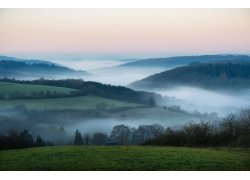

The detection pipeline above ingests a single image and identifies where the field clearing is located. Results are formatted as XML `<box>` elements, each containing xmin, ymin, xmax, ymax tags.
<box><xmin>0</xmin><ymin>146</ymin><xmax>249</xmax><ymax>171</ymax></box>
<box><xmin>0</xmin><ymin>95</ymin><xmax>142</xmax><ymax>110</ymax></box>
<box><xmin>0</xmin><ymin>81</ymin><xmax>16</xmax><ymax>86</ymax></box>
<box><xmin>0</xmin><ymin>81</ymin><xmax>74</xmax><ymax>97</ymax></box>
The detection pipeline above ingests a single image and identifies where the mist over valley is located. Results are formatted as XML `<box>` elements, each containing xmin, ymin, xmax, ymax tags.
<box><xmin>0</xmin><ymin>54</ymin><xmax>250</xmax><ymax>148</ymax></box>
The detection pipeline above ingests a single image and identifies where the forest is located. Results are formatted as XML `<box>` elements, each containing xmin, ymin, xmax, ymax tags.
<box><xmin>130</xmin><ymin>62</ymin><xmax>250</xmax><ymax>90</ymax></box>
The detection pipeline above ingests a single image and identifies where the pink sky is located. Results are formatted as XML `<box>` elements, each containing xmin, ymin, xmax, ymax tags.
<box><xmin>0</xmin><ymin>9</ymin><xmax>250</xmax><ymax>58</ymax></box>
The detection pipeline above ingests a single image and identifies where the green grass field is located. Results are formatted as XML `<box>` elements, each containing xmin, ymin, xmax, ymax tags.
<box><xmin>0</xmin><ymin>81</ymin><xmax>16</xmax><ymax>87</ymax></box>
<box><xmin>0</xmin><ymin>81</ymin><xmax>74</xmax><ymax>97</ymax></box>
<box><xmin>0</xmin><ymin>146</ymin><xmax>249</xmax><ymax>171</ymax></box>
<box><xmin>0</xmin><ymin>95</ymin><xmax>141</xmax><ymax>110</ymax></box>
<box><xmin>0</xmin><ymin>81</ymin><xmax>142</xmax><ymax>110</ymax></box>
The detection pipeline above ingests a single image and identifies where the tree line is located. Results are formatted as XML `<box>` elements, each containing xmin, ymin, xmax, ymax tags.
<box><xmin>0</xmin><ymin>90</ymin><xmax>82</xmax><ymax>100</ymax></box>
<box><xmin>0</xmin><ymin>129</ymin><xmax>53</xmax><ymax>150</ymax></box>
<box><xmin>2</xmin><ymin>107</ymin><xmax>248</xmax><ymax>150</ymax></box>
<box><xmin>73</xmin><ymin>123</ymin><xmax>165</xmax><ymax>146</ymax></box>
<box><xmin>142</xmin><ymin>108</ymin><xmax>250</xmax><ymax>148</ymax></box>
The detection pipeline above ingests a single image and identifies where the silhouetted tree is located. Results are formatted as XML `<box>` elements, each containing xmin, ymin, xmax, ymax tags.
<box><xmin>20</xmin><ymin>129</ymin><xmax>34</xmax><ymax>145</ymax></box>
<box><xmin>110</xmin><ymin>125</ymin><xmax>131</xmax><ymax>145</ymax></box>
<box><xmin>35</xmin><ymin>135</ymin><xmax>46</xmax><ymax>147</ymax></box>
<box><xmin>74</xmin><ymin>129</ymin><xmax>83</xmax><ymax>145</ymax></box>
<box><xmin>92</xmin><ymin>132</ymin><xmax>108</xmax><ymax>145</ymax></box>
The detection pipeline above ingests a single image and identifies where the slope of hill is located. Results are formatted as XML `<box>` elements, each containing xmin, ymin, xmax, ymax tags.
<box><xmin>0</xmin><ymin>55</ymin><xmax>55</xmax><ymax>65</ymax></box>
<box><xmin>119</xmin><ymin>55</ymin><xmax>250</xmax><ymax>69</ymax></box>
<box><xmin>0</xmin><ymin>94</ymin><xmax>141</xmax><ymax>110</ymax></box>
<box><xmin>129</xmin><ymin>63</ymin><xmax>250</xmax><ymax>90</ymax></box>
<box><xmin>0</xmin><ymin>81</ymin><xmax>75</xmax><ymax>99</ymax></box>
<box><xmin>0</xmin><ymin>60</ymin><xmax>90</xmax><ymax>79</ymax></box>
<box><xmin>0</xmin><ymin>78</ymin><xmax>172</xmax><ymax>105</ymax></box>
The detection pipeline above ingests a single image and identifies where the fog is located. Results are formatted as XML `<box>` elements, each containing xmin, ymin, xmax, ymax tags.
<box><xmin>2</xmin><ymin>58</ymin><xmax>250</xmax><ymax>146</ymax></box>
<box><xmin>79</xmin><ymin>61</ymin><xmax>250</xmax><ymax>118</ymax></box>
<box><xmin>64</xmin><ymin>116</ymin><xmax>198</xmax><ymax>136</ymax></box>
<box><xmin>0</xmin><ymin>114</ymin><xmax>195</xmax><ymax>145</ymax></box>
<box><xmin>0</xmin><ymin>103</ymin><xmax>202</xmax><ymax>144</ymax></box>
<box><xmin>86</xmin><ymin>66</ymin><xmax>167</xmax><ymax>86</ymax></box>
<box><xmin>52</xmin><ymin>59</ymin><xmax>124</xmax><ymax>71</ymax></box>
<box><xmin>141</xmin><ymin>86</ymin><xmax>250</xmax><ymax>117</ymax></box>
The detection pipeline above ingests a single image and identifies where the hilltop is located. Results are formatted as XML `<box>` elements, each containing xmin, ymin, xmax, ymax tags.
<box><xmin>119</xmin><ymin>55</ymin><xmax>250</xmax><ymax>69</ymax></box>
<box><xmin>0</xmin><ymin>60</ymin><xmax>90</xmax><ymax>79</ymax></box>
<box><xmin>129</xmin><ymin>62</ymin><xmax>250</xmax><ymax>90</ymax></box>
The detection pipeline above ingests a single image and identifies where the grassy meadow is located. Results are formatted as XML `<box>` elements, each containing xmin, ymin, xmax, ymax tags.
<box><xmin>0</xmin><ymin>81</ymin><xmax>74</xmax><ymax>97</ymax></box>
<box><xmin>0</xmin><ymin>95</ymin><xmax>142</xmax><ymax>110</ymax></box>
<box><xmin>0</xmin><ymin>81</ymin><xmax>142</xmax><ymax>110</ymax></box>
<box><xmin>1</xmin><ymin>146</ymin><xmax>249</xmax><ymax>171</ymax></box>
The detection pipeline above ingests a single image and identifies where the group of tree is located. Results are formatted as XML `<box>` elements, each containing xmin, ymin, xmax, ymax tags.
<box><xmin>3</xmin><ymin>90</ymin><xmax>82</xmax><ymax>100</ymax></box>
<box><xmin>142</xmin><ymin>108</ymin><xmax>250</xmax><ymax>148</ymax></box>
<box><xmin>0</xmin><ymin>129</ymin><xmax>52</xmax><ymax>150</ymax></box>
<box><xmin>0</xmin><ymin>60</ymin><xmax>88</xmax><ymax>76</ymax></box>
<box><xmin>2</xmin><ymin>107</ymin><xmax>249</xmax><ymax>149</ymax></box>
<box><xmin>72</xmin><ymin>123</ymin><xmax>165</xmax><ymax>146</ymax></box>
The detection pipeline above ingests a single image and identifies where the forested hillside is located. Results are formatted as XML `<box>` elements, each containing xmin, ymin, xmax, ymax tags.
<box><xmin>119</xmin><ymin>55</ymin><xmax>250</xmax><ymax>68</ymax></box>
<box><xmin>0</xmin><ymin>60</ymin><xmax>89</xmax><ymax>77</ymax></box>
<box><xmin>129</xmin><ymin>63</ymin><xmax>250</xmax><ymax>90</ymax></box>
<box><xmin>0</xmin><ymin>55</ymin><xmax>54</xmax><ymax>64</ymax></box>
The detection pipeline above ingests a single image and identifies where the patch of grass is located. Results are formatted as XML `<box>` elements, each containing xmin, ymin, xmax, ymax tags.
<box><xmin>0</xmin><ymin>95</ymin><xmax>141</xmax><ymax>110</ymax></box>
<box><xmin>0</xmin><ymin>81</ymin><xmax>142</xmax><ymax>110</ymax></box>
<box><xmin>1</xmin><ymin>146</ymin><xmax>249</xmax><ymax>171</ymax></box>
<box><xmin>0</xmin><ymin>81</ymin><xmax>74</xmax><ymax>97</ymax></box>
<box><xmin>0</xmin><ymin>81</ymin><xmax>16</xmax><ymax>87</ymax></box>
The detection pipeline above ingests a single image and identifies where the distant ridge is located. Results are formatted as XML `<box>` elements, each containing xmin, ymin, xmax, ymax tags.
<box><xmin>0</xmin><ymin>60</ymin><xmax>90</xmax><ymax>79</ymax></box>
<box><xmin>119</xmin><ymin>55</ymin><xmax>250</xmax><ymax>69</ymax></box>
<box><xmin>129</xmin><ymin>62</ymin><xmax>250</xmax><ymax>90</ymax></box>
<box><xmin>0</xmin><ymin>55</ymin><xmax>57</xmax><ymax>65</ymax></box>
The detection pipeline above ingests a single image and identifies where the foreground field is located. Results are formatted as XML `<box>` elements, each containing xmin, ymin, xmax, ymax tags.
<box><xmin>0</xmin><ymin>95</ymin><xmax>141</xmax><ymax>110</ymax></box>
<box><xmin>1</xmin><ymin>146</ymin><xmax>249</xmax><ymax>170</ymax></box>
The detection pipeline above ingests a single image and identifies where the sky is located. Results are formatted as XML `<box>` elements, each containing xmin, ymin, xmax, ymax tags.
<box><xmin>0</xmin><ymin>8</ymin><xmax>250</xmax><ymax>60</ymax></box>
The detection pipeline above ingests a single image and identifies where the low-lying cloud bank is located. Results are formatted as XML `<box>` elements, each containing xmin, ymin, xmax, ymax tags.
<box><xmin>152</xmin><ymin>86</ymin><xmax>250</xmax><ymax>117</ymax></box>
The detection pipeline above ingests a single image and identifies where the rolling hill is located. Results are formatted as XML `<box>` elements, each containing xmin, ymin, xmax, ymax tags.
<box><xmin>119</xmin><ymin>55</ymin><xmax>250</xmax><ymax>69</ymax></box>
<box><xmin>0</xmin><ymin>60</ymin><xmax>90</xmax><ymax>79</ymax></box>
<box><xmin>0</xmin><ymin>81</ymin><xmax>143</xmax><ymax>109</ymax></box>
<box><xmin>0</xmin><ymin>55</ymin><xmax>56</xmax><ymax>65</ymax></box>
<box><xmin>129</xmin><ymin>62</ymin><xmax>250</xmax><ymax>90</ymax></box>
<box><xmin>0</xmin><ymin>94</ymin><xmax>141</xmax><ymax>110</ymax></box>
<box><xmin>0</xmin><ymin>81</ymin><xmax>75</xmax><ymax>99</ymax></box>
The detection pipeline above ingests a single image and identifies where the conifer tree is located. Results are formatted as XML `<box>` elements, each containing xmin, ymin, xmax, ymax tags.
<box><xmin>74</xmin><ymin>129</ymin><xmax>83</xmax><ymax>145</ymax></box>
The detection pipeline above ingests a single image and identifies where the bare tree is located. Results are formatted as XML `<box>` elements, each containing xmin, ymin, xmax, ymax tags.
<box><xmin>110</xmin><ymin>125</ymin><xmax>131</xmax><ymax>145</ymax></box>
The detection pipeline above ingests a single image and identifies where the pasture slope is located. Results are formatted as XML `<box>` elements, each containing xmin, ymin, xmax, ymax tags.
<box><xmin>0</xmin><ymin>81</ymin><xmax>74</xmax><ymax>97</ymax></box>
<box><xmin>0</xmin><ymin>81</ymin><xmax>142</xmax><ymax>109</ymax></box>
<box><xmin>0</xmin><ymin>95</ymin><xmax>142</xmax><ymax>110</ymax></box>
<box><xmin>0</xmin><ymin>146</ymin><xmax>249</xmax><ymax>170</ymax></box>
